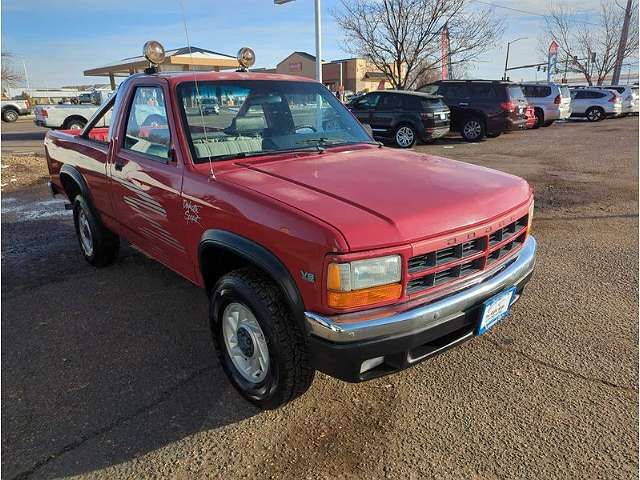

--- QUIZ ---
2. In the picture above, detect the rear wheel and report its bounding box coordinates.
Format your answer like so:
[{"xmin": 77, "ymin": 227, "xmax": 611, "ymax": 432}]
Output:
[
  {"xmin": 211, "ymin": 268, "xmax": 315, "ymax": 409},
  {"xmin": 586, "ymin": 107, "xmax": 604, "ymax": 122},
  {"xmin": 65, "ymin": 118, "xmax": 86, "ymax": 130},
  {"xmin": 2, "ymin": 108, "xmax": 19, "ymax": 122},
  {"xmin": 72, "ymin": 196, "xmax": 120, "ymax": 267},
  {"xmin": 533, "ymin": 108, "xmax": 544, "ymax": 128},
  {"xmin": 460, "ymin": 117, "xmax": 485, "ymax": 142},
  {"xmin": 393, "ymin": 124, "xmax": 416, "ymax": 148}
]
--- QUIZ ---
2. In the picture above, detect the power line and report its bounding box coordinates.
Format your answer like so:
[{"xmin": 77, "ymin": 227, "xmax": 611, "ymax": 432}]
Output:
[{"xmin": 467, "ymin": 0, "xmax": 601, "ymax": 27}]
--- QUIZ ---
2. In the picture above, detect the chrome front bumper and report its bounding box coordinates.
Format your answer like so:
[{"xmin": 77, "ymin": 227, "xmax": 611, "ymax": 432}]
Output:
[{"xmin": 305, "ymin": 235, "xmax": 537, "ymax": 344}]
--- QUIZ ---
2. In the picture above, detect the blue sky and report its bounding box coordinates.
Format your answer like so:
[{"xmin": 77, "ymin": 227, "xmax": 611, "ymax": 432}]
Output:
[{"xmin": 2, "ymin": 0, "xmax": 605, "ymax": 88}]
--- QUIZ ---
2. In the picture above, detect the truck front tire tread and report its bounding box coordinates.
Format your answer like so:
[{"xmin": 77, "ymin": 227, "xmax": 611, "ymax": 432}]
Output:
[{"xmin": 211, "ymin": 268, "xmax": 314, "ymax": 409}]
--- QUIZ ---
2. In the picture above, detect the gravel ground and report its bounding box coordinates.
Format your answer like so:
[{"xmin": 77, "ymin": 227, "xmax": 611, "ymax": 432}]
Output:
[{"xmin": 1, "ymin": 116, "xmax": 638, "ymax": 479}]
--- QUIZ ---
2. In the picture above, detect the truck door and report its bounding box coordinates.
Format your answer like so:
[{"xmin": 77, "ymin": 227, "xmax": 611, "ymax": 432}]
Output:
[{"xmin": 109, "ymin": 82, "xmax": 191, "ymax": 278}]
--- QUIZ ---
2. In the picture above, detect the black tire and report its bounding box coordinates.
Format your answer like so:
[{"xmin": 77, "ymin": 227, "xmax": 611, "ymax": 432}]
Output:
[
  {"xmin": 2, "ymin": 108, "xmax": 19, "ymax": 122},
  {"xmin": 586, "ymin": 107, "xmax": 604, "ymax": 122},
  {"xmin": 486, "ymin": 132, "xmax": 502, "ymax": 138},
  {"xmin": 460, "ymin": 117, "xmax": 485, "ymax": 142},
  {"xmin": 542, "ymin": 120, "xmax": 554, "ymax": 127},
  {"xmin": 533, "ymin": 108, "xmax": 544, "ymax": 129},
  {"xmin": 65, "ymin": 118, "xmax": 86, "ymax": 130},
  {"xmin": 210, "ymin": 268, "xmax": 315, "ymax": 409},
  {"xmin": 72, "ymin": 196, "xmax": 119, "ymax": 267},
  {"xmin": 393, "ymin": 123, "xmax": 416, "ymax": 148}
]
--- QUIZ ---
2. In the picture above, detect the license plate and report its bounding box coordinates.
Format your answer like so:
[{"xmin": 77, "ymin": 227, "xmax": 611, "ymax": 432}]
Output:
[
  {"xmin": 477, "ymin": 287, "xmax": 516, "ymax": 335},
  {"xmin": 440, "ymin": 112, "xmax": 446, "ymax": 120}
]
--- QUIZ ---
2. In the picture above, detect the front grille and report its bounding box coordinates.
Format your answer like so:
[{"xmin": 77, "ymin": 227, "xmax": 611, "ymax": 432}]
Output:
[{"xmin": 407, "ymin": 213, "xmax": 528, "ymax": 295}]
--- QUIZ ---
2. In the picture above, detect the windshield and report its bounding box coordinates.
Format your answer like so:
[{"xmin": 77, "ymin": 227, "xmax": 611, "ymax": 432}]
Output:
[{"xmin": 177, "ymin": 80, "xmax": 372, "ymax": 163}]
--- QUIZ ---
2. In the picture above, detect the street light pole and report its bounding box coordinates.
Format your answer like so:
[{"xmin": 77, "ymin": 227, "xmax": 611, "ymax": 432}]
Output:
[
  {"xmin": 276, "ymin": 0, "xmax": 322, "ymax": 82},
  {"xmin": 503, "ymin": 37, "xmax": 527, "ymax": 81},
  {"xmin": 314, "ymin": 0, "xmax": 322, "ymax": 83}
]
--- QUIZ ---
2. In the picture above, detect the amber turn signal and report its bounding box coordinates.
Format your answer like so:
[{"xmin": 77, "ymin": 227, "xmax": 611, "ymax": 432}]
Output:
[{"xmin": 328, "ymin": 283, "xmax": 402, "ymax": 309}]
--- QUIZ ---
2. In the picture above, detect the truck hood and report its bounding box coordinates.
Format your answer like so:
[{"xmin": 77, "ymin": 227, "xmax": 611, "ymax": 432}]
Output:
[{"xmin": 221, "ymin": 146, "xmax": 531, "ymax": 251}]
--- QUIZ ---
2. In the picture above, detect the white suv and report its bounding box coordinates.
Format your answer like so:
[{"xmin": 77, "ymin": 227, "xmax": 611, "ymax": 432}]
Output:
[
  {"xmin": 520, "ymin": 82, "xmax": 572, "ymax": 128},
  {"xmin": 569, "ymin": 88, "xmax": 622, "ymax": 121},
  {"xmin": 591, "ymin": 85, "xmax": 638, "ymax": 115}
]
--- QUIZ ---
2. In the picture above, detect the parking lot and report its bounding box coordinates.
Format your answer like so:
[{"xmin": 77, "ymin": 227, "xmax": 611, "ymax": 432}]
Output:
[{"xmin": 1, "ymin": 117, "xmax": 638, "ymax": 479}]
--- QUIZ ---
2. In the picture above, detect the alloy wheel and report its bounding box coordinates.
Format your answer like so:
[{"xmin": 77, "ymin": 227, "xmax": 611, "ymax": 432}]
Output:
[
  {"xmin": 463, "ymin": 120, "xmax": 482, "ymax": 140},
  {"xmin": 78, "ymin": 210, "xmax": 93, "ymax": 256},
  {"xmin": 395, "ymin": 126, "xmax": 415, "ymax": 147}
]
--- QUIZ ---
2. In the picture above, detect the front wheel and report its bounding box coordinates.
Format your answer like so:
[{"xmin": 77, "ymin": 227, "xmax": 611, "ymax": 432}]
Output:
[
  {"xmin": 73, "ymin": 196, "xmax": 119, "ymax": 267},
  {"xmin": 394, "ymin": 124, "xmax": 416, "ymax": 148},
  {"xmin": 66, "ymin": 119, "xmax": 86, "ymax": 130},
  {"xmin": 2, "ymin": 109, "xmax": 19, "ymax": 122},
  {"xmin": 586, "ymin": 107, "xmax": 604, "ymax": 122},
  {"xmin": 211, "ymin": 268, "xmax": 315, "ymax": 409},
  {"xmin": 461, "ymin": 117, "xmax": 485, "ymax": 142}
]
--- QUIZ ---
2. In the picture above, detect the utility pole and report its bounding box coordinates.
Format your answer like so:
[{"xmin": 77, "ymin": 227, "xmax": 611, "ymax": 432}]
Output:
[{"xmin": 611, "ymin": 0, "xmax": 633, "ymax": 85}]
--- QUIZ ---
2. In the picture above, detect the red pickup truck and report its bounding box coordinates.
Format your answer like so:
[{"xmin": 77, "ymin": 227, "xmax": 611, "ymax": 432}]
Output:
[{"xmin": 45, "ymin": 59, "xmax": 536, "ymax": 409}]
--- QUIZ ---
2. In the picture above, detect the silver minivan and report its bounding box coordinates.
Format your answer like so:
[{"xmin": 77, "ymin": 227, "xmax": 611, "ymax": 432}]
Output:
[{"xmin": 520, "ymin": 82, "xmax": 572, "ymax": 127}]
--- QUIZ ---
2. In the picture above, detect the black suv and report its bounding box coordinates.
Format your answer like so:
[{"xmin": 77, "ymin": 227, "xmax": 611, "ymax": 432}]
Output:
[
  {"xmin": 417, "ymin": 80, "xmax": 527, "ymax": 141},
  {"xmin": 347, "ymin": 90, "xmax": 450, "ymax": 148}
]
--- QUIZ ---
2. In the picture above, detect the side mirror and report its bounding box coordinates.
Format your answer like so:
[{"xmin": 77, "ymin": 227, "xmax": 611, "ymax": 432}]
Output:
[{"xmin": 362, "ymin": 123, "xmax": 374, "ymax": 139}]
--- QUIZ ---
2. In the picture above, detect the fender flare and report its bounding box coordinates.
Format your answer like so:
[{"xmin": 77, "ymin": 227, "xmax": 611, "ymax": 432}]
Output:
[
  {"xmin": 199, "ymin": 229, "xmax": 306, "ymax": 327},
  {"xmin": 60, "ymin": 164, "xmax": 93, "ymax": 204}
]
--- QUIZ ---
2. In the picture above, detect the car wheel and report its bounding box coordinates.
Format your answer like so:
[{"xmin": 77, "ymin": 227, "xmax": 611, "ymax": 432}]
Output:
[
  {"xmin": 586, "ymin": 107, "xmax": 604, "ymax": 122},
  {"xmin": 66, "ymin": 119, "xmax": 86, "ymax": 130},
  {"xmin": 211, "ymin": 268, "xmax": 315, "ymax": 409},
  {"xmin": 2, "ymin": 109, "xmax": 19, "ymax": 122},
  {"xmin": 394, "ymin": 124, "xmax": 416, "ymax": 148},
  {"xmin": 72, "ymin": 195, "xmax": 120, "ymax": 267},
  {"xmin": 461, "ymin": 117, "xmax": 485, "ymax": 142},
  {"xmin": 533, "ymin": 108, "xmax": 544, "ymax": 129}
]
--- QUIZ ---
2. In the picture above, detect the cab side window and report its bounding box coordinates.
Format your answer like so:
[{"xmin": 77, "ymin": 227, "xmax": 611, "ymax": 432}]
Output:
[
  {"xmin": 354, "ymin": 93, "xmax": 381, "ymax": 109},
  {"xmin": 123, "ymin": 86, "xmax": 171, "ymax": 160}
]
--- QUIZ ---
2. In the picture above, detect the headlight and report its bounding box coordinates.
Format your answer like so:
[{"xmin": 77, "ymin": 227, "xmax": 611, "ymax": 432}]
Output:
[{"xmin": 327, "ymin": 255, "xmax": 402, "ymax": 309}]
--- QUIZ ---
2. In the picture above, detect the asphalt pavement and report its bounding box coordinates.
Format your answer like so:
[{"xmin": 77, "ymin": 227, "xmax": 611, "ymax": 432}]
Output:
[
  {"xmin": 1, "ymin": 117, "xmax": 47, "ymax": 155},
  {"xmin": 1, "ymin": 116, "xmax": 638, "ymax": 479}
]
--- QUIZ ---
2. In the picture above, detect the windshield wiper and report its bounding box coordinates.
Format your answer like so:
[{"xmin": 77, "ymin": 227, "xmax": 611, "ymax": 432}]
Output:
[{"xmin": 202, "ymin": 146, "xmax": 325, "ymax": 162}]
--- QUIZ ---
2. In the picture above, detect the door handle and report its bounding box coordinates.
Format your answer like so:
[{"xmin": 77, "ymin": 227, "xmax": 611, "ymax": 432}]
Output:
[{"xmin": 114, "ymin": 159, "xmax": 125, "ymax": 171}]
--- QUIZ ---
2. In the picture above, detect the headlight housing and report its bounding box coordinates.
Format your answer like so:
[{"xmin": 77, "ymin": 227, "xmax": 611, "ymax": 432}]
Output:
[{"xmin": 327, "ymin": 255, "xmax": 402, "ymax": 309}]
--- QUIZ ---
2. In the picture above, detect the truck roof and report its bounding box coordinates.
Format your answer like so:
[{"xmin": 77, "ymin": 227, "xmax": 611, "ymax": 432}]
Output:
[{"xmin": 139, "ymin": 70, "xmax": 317, "ymax": 86}]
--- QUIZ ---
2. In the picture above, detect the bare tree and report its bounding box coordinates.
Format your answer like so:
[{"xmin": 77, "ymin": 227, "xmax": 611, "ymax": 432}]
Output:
[
  {"xmin": 1, "ymin": 52, "xmax": 25, "ymax": 87},
  {"xmin": 541, "ymin": 0, "xmax": 639, "ymax": 85},
  {"xmin": 333, "ymin": 0, "xmax": 504, "ymax": 90}
]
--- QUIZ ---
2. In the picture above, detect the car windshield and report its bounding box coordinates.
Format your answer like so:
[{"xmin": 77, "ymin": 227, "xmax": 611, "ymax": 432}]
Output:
[{"xmin": 177, "ymin": 80, "xmax": 373, "ymax": 163}]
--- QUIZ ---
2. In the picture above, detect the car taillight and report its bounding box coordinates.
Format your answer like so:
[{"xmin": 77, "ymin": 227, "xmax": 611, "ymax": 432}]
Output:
[
  {"xmin": 500, "ymin": 101, "xmax": 517, "ymax": 112},
  {"xmin": 554, "ymin": 95, "xmax": 561, "ymax": 104}
]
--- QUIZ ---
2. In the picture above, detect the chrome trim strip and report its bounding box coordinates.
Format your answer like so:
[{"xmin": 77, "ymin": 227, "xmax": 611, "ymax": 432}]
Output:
[{"xmin": 305, "ymin": 235, "xmax": 536, "ymax": 343}]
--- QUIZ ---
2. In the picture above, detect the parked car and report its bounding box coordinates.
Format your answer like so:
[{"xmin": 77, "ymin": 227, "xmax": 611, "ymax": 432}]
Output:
[
  {"xmin": 569, "ymin": 88, "xmax": 622, "ymax": 121},
  {"xmin": 1, "ymin": 98, "xmax": 31, "ymax": 122},
  {"xmin": 524, "ymin": 103, "xmax": 536, "ymax": 129},
  {"xmin": 591, "ymin": 85, "xmax": 638, "ymax": 116},
  {"xmin": 200, "ymin": 97, "xmax": 220, "ymax": 115},
  {"xmin": 347, "ymin": 90, "xmax": 450, "ymax": 147},
  {"xmin": 519, "ymin": 81, "xmax": 571, "ymax": 127},
  {"xmin": 417, "ymin": 80, "xmax": 527, "ymax": 142},
  {"xmin": 44, "ymin": 43, "xmax": 536, "ymax": 409}
]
